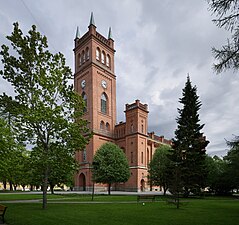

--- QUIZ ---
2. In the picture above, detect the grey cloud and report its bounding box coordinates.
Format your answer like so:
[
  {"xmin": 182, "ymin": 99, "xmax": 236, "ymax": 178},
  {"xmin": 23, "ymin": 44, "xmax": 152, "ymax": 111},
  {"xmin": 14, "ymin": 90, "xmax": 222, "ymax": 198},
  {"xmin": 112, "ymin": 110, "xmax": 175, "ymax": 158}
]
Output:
[{"xmin": 0, "ymin": 0, "xmax": 238, "ymax": 156}]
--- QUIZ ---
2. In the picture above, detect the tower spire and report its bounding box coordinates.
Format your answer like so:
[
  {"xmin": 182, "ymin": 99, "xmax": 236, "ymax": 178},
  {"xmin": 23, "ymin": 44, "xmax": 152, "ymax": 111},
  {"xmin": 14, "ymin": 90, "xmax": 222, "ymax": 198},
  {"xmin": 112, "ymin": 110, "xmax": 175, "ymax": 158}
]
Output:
[
  {"xmin": 75, "ymin": 26, "xmax": 80, "ymax": 39},
  {"xmin": 89, "ymin": 12, "xmax": 96, "ymax": 26},
  {"xmin": 108, "ymin": 27, "xmax": 113, "ymax": 40}
]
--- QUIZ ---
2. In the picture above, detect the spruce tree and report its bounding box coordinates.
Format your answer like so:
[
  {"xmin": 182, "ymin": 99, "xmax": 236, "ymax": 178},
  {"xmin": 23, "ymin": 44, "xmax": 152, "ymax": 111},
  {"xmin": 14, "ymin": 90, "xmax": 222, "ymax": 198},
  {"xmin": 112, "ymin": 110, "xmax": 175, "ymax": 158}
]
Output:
[{"xmin": 171, "ymin": 76, "xmax": 209, "ymax": 196}]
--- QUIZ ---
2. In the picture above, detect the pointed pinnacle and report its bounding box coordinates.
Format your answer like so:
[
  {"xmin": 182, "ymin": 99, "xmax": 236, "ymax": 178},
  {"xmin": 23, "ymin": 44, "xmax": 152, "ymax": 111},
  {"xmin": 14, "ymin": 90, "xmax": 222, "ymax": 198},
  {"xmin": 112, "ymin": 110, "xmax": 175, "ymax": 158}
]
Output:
[
  {"xmin": 108, "ymin": 27, "xmax": 113, "ymax": 40},
  {"xmin": 75, "ymin": 26, "xmax": 80, "ymax": 39},
  {"xmin": 89, "ymin": 12, "xmax": 96, "ymax": 26}
]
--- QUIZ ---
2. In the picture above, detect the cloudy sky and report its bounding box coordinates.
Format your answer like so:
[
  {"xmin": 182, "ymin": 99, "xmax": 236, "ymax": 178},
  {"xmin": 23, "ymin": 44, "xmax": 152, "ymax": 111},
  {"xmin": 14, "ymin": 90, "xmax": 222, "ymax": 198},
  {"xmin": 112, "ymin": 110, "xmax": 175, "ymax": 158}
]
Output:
[{"xmin": 0, "ymin": 0, "xmax": 238, "ymax": 156}]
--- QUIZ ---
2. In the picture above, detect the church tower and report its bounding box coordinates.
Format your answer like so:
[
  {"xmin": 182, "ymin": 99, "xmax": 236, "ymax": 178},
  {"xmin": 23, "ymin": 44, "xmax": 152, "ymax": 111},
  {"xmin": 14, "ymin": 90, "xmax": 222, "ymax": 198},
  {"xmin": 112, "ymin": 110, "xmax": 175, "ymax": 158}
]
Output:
[{"xmin": 74, "ymin": 13, "xmax": 116, "ymax": 190}]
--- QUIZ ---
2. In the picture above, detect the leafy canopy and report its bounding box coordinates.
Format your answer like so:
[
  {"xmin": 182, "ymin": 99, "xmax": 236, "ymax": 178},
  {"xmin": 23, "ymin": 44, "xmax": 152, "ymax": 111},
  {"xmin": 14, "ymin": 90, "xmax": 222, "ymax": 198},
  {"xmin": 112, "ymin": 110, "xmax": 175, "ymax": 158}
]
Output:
[
  {"xmin": 93, "ymin": 142, "xmax": 130, "ymax": 185},
  {"xmin": 148, "ymin": 145, "xmax": 173, "ymax": 195},
  {"xmin": 0, "ymin": 22, "xmax": 90, "ymax": 208}
]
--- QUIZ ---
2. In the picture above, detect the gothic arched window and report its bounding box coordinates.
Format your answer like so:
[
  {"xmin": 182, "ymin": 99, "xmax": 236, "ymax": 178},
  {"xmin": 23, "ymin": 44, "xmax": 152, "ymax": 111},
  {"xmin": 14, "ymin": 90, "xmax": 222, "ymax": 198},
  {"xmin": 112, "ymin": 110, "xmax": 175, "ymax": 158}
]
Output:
[
  {"xmin": 131, "ymin": 124, "xmax": 134, "ymax": 133},
  {"xmin": 101, "ymin": 93, "xmax": 107, "ymax": 114},
  {"xmin": 78, "ymin": 53, "xmax": 82, "ymax": 67},
  {"xmin": 82, "ymin": 50, "xmax": 85, "ymax": 64},
  {"xmin": 82, "ymin": 92, "xmax": 87, "ymax": 112},
  {"xmin": 82, "ymin": 149, "xmax": 87, "ymax": 162},
  {"xmin": 106, "ymin": 54, "xmax": 110, "ymax": 67},
  {"xmin": 100, "ymin": 121, "xmax": 104, "ymax": 130},
  {"xmin": 86, "ymin": 47, "xmax": 90, "ymax": 60},
  {"xmin": 96, "ymin": 48, "xmax": 100, "ymax": 61},
  {"xmin": 101, "ymin": 51, "xmax": 105, "ymax": 64},
  {"xmin": 106, "ymin": 122, "xmax": 110, "ymax": 131}
]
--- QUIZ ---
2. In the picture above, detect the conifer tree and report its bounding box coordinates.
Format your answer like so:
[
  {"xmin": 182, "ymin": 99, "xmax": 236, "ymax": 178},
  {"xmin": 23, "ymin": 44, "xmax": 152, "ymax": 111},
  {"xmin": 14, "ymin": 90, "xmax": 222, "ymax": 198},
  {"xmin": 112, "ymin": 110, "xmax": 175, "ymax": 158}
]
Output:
[{"xmin": 171, "ymin": 76, "xmax": 209, "ymax": 196}]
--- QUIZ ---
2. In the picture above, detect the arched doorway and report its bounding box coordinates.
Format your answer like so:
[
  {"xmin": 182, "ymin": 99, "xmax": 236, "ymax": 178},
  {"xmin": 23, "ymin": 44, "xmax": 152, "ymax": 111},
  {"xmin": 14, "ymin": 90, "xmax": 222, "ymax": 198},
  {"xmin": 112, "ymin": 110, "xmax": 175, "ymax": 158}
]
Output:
[
  {"xmin": 140, "ymin": 179, "xmax": 145, "ymax": 192},
  {"xmin": 79, "ymin": 173, "xmax": 86, "ymax": 191}
]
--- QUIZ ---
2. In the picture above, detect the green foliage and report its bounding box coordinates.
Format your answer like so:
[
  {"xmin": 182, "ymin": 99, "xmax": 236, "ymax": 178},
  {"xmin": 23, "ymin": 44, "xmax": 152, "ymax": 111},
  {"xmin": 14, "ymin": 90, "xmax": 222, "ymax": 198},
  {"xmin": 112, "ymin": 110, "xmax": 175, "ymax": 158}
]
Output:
[
  {"xmin": 208, "ymin": 0, "xmax": 239, "ymax": 73},
  {"xmin": 171, "ymin": 76, "xmax": 209, "ymax": 196},
  {"xmin": 224, "ymin": 136, "xmax": 239, "ymax": 190},
  {"xmin": 0, "ymin": 22, "xmax": 90, "ymax": 208},
  {"xmin": 205, "ymin": 155, "xmax": 233, "ymax": 195},
  {"xmin": 148, "ymin": 145, "xmax": 173, "ymax": 195},
  {"xmin": 92, "ymin": 142, "xmax": 130, "ymax": 194},
  {"xmin": 0, "ymin": 114, "xmax": 28, "ymax": 189}
]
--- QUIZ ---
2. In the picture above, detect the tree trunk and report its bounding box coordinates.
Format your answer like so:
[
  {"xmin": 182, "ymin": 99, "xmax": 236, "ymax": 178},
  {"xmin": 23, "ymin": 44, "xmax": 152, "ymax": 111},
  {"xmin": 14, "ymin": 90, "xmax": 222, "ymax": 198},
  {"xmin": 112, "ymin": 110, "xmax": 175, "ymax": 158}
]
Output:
[
  {"xmin": 42, "ymin": 168, "xmax": 49, "ymax": 209},
  {"xmin": 50, "ymin": 183, "xmax": 54, "ymax": 195},
  {"xmin": 108, "ymin": 183, "xmax": 111, "ymax": 195},
  {"xmin": 3, "ymin": 180, "xmax": 6, "ymax": 189},
  {"xmin": 9, "ymin": 181, "xmax": 13, "ymax": 191},
  {"xmin": 163, "ymin": 184, "xmax": 167, "ymax": 196}
]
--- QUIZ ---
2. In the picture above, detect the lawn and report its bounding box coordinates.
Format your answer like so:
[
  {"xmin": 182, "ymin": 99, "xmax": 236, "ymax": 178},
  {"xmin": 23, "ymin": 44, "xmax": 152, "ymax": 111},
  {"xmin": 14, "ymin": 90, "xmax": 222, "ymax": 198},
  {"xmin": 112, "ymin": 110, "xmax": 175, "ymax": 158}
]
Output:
[{"xmin": 1, "ymin": 194, "xmax": 239, "ymax": 225}]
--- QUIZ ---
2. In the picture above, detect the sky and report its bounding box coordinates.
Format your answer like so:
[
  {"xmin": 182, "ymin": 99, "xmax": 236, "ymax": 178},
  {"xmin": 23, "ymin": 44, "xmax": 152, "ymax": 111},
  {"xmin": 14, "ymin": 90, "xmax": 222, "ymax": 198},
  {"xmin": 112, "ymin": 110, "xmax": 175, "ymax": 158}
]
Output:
[{"xmin": 0, "ymin": 0, "xmax": 238, "ymax": 156}]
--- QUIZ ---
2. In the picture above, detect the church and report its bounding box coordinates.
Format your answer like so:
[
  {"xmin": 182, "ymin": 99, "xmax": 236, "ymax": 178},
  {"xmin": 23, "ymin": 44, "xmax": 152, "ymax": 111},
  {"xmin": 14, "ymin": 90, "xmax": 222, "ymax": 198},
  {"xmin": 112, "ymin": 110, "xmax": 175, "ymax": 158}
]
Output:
[{"xmin": 74, "ymin": 13, "xmax": 171, "ymax": 192}]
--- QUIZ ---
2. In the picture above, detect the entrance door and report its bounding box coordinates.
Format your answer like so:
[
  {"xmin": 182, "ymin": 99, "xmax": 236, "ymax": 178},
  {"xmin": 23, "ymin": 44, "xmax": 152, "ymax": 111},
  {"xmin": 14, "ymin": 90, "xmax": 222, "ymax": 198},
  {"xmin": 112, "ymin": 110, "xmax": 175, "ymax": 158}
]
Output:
[
  {"xmin": 79, "ymin": 173, "xmax": 86, "ymax": 191},
  {"xmin": 140, "ymin": 179, "xmax": 145, "ymax": 192}
]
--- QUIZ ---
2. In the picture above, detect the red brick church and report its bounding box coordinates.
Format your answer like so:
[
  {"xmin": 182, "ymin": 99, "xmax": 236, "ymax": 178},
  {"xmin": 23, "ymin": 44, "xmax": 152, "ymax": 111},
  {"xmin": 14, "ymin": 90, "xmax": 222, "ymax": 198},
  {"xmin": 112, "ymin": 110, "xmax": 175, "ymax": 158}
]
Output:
[{"xmin": 74, "ymin": 13, "xmax": 171, "ymax": 192}]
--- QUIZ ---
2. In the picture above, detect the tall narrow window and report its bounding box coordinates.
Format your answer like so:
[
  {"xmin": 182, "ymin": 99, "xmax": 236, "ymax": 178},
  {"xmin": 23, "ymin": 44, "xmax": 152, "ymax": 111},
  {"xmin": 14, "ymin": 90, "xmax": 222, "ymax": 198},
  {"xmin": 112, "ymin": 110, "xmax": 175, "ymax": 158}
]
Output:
[
  {"xmin": 101, "ymin": 51, "xmax": 105, "ymax": 64},
  {"xmin": 106, "ymin": 122, "xmax": 110, "ymax": 131},
  {"xmin": 106, "ymin": 55, "xmax": 110, "ymax": 67},
  {"xmin": 100, "ymin": 121, "xmax": 104, "ymax": 130},
  {"xmin": 101, "ymin": 93, "xmax": 107, "ymax": 114},
  {"xmin": 141, "ymin": 152, "xmax": 143, "ymax": 164},
  {"xmin": 82, "ymin": 149, "xmax": 87, "ymax": 162},
  {"xmin": 82, "ymin": 50, "xmax": 85, "ymax": 64},
  {"xmin": 86, "ymin": 47, "xmax": 90, "ymax": 60},
  {"xmin": 131, "ymin": 124, "xmax": 134, "ymax": 133},
  {"xmin": 78, "ymin": 53, "xmax": 82, "ymax": 66},
  {"xmin": 141, "ymin": 124, "xmax": 144, "ymax": 133},
  {"xmin": 96, "ymin": 48, "xmax": 100, "ymax": 61},
  {"xmin": 82, "ymin": 92, "xmax": 87, "ymax": 112}
]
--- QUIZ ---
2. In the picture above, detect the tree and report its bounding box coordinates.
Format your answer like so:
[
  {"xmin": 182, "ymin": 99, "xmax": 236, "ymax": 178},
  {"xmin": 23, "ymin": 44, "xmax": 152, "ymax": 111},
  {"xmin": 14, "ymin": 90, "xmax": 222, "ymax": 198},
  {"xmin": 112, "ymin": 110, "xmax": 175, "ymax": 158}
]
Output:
[
  {"xmin": 208, "ymin": 0, "xmax": 239, "ymax": 73},
  {"xmin": 224, "ymin": 136, "xmax": 239, "ymax": 191},
  {"xmin": 148, "ymin": 145, "xmax": 173, "ymax": 195},
  {"xmin": 92, "ymin": 142, "xmax": 130, "ymax": 195},
  {"xmin": 0, "ymin": 113, "xmax": 27, "ymax": 191},
  {"xmin": 0, "ymin": 22, "xmax": 90, "ymax": 209},
  {"xmin": 0, "ymin": 117, "xmax": 13, "ymax": 187},
  {"xmin": 205, "ymin": 155, "xmax": 233, "ymax": 195},
  {"xmin": 171, "ymin": 76, "xmax": 209, "ymax": 197}
]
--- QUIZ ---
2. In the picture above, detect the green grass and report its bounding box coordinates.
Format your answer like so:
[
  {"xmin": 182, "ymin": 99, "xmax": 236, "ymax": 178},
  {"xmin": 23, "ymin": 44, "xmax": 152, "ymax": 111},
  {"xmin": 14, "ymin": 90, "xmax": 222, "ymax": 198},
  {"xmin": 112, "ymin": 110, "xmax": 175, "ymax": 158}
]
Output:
[
  {"xmin": 0, "ymin": 193, "xmax": 65, "ymax": 201},
  {"xmin": 1, "ymin": 195, "xmax": 239, "ymax": 225}
]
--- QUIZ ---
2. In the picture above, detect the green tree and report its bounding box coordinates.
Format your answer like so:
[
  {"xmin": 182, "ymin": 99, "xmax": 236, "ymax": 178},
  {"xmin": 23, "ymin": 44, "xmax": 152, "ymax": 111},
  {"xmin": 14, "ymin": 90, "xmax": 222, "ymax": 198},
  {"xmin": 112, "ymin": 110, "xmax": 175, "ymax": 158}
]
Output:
[
  {"xmin": 171, "ymin": 76, "xmax": 209, "ymax": 197},
  {"xmin": 224, "ymin": 136, "xmax": 239, "ymax": 191},
  {"xmin": 0, "ymin": 117, "xmax": 12, "ymax": 186},
  {"xmin": 0, "ymin": 114, "xmax": 26, "ymax": 190},
  {"xmin": 0, "ymin": 22, "xmax": 90, "ymax": 209},
  {"xmin": 208, "ymin": 0, "xmax": 239, "ymax": 73},
  {"xmin": 92, "ymin": 142, "xmax": 130, "ymax": 195},
  {"xmin": 148, "ymin": 145, "xmax": 173, "ymax": 195},
  {"xmin": 205, "ymin": 155, "xmax": 232, "ymax": 195}
]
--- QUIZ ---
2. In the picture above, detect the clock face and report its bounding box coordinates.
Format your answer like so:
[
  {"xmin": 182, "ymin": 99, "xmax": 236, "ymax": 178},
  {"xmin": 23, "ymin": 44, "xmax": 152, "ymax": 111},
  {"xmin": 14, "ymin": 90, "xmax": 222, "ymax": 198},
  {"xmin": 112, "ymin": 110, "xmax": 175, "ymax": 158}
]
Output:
[
  {"xmin": 81, "ymin": 79, "xmax": 86, "ymax": 88},
  {"xmin": 101, "ymin": 80, "xmax": 107, "ymax": 89}
]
